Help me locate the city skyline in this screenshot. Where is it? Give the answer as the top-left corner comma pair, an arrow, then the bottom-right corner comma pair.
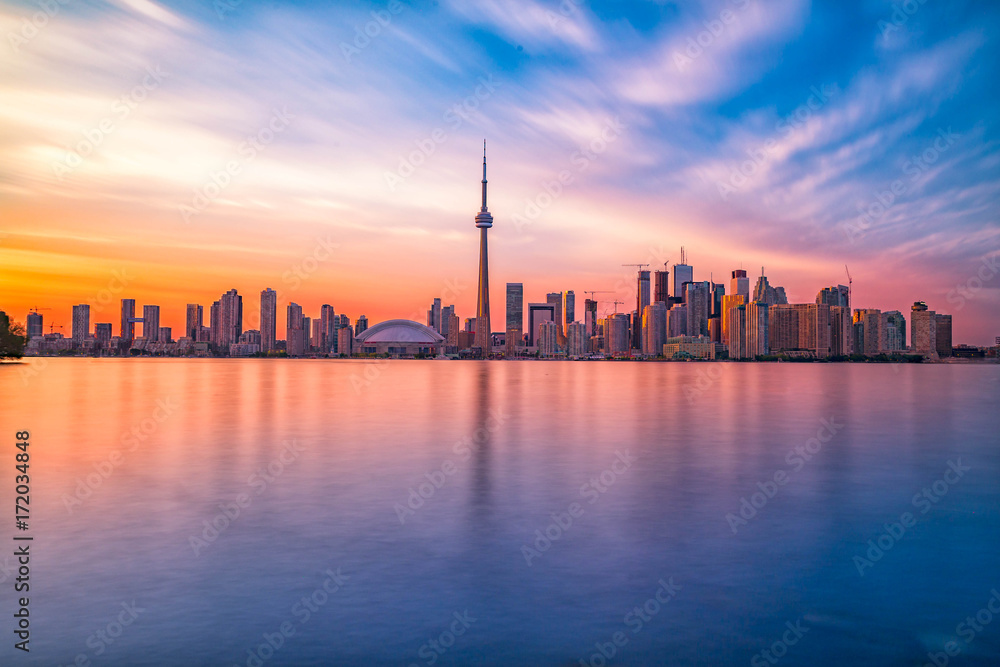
1,1 -> 998,345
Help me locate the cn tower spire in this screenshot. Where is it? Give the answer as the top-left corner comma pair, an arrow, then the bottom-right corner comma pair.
481,140 -> 490,212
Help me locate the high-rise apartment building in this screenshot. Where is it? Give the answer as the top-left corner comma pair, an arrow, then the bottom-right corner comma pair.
606,313 -> 630,355
356,315 -> 369,336
72,304 -> 90,344
94,322 -> 112,347
143,305 -> 160,342
911,302 -> 937,358
287,303 -> 304,337
727,302 -> 747,359
506,283 -> 523,354
642,302 -> 668,356
854,308 -> 881,356
185,304 -> 203,341
261,289 -> 277,353
219,289 -> 242,350
564,290 -> 575,327
567,321 -> 587,357
537,320 -> 558,357
747,302 -> 769,358
830,306 -> 853,356
884,311 -> 906,352
668,304 -> 688,338
721,294 -> 746,345
120,298 -> 135,343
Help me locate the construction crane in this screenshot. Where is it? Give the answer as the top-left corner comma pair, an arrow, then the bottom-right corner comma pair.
584,290 -> 614,301
610,300 -> 625,314
48,323 -> 63,334
622,263 -> 650,271
29,307 -> 50,314
844,265 -> 853,308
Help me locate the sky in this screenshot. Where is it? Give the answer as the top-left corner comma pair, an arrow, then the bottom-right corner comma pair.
1,0 -> 998,344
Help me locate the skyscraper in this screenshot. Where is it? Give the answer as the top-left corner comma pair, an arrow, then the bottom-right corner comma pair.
26,311 -> 42,339
747,302 -> 769,358
684,281 -> 711,337
527,302 -> 556,347
584,299 -> 598,340
219,289 -> 243,350
884,311 -> 906,352
209,301 -> 220,348
287,303 -> 304,337
654,270 -> 670,303
721,294 -> 745,345
356,315 -> 369,336
506,283 -> 523,355
606,313 -> 630,355
673,262 -> 693,302
537,320 -> 558,357
94,323 -> 112,347
320,304 -> 335,352
546,292 -> 564,337
911,302 -> 937,358
261,289 -> 277,353
185,304 -> 203,341
564,290 -> 575,327
727,303 -> 747,359
72,304 -> 90,344
935,313 -> 952,358
854,308 -> 882,356
120,298 -> 135,343
142,305 -> 160,342
429,298 -> 442,333
474,142 -> 493,359
642,302 -> 667,356
730,269 -> 749,301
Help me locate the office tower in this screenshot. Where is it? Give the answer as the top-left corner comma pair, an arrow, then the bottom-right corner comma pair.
830,306 -> 853,356
527,302 -> 556,347
159,327 -> 172,343
546,292 -> 564,338
142,305 -> 160,342
465,317 -> 476,333
721,294 -> 746,344
302,317 -> 311,349
654,270 -> 670,303
94,323 -> 112,347
684,281 -> 711,337
711,283 -> 726,318
747,302 -> 769,358
854,309 -> 881,356
219,289 -> 242,349
753,272 -> 788,306
356,315 -> 368,336
708,317 -> 721,344
935,314 -> 952,357
311,319 -> 322,349
537,320 -> 558,357
506,283 -> 523,355
817,286 -> 850,309
674,262 -> 693,300
209,301 -> 220,347
25,311 -> 42,339
320,304 -> 335,352
584,299 -> 598,339
564,290 -> 576,327
883,311 -> 906,352
567,321 -> 587,357
730,269 -> 749,301
668,304 -> 688,337
642,302 -> 668,356
185,304 -> 203,341
338,325 -> 354,356
853,319 -> 865,356
637,272 -> 650,316
287,303 -> 304,337
474,142 -> 493,359
727,303 -> 747,359
261,289 -> 277,353
120,298 -> 135,343
427,298 -> 442,333
911,302 -> 937,358
606,313 -> 630,355
440,306 -> 453,340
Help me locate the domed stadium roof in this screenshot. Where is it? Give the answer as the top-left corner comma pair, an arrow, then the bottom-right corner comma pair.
355,319 -> 445,344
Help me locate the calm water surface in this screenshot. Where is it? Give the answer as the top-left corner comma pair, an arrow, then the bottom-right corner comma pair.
1,359 -> 999,666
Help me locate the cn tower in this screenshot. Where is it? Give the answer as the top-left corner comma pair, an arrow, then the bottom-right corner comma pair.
474,141 -> 493,358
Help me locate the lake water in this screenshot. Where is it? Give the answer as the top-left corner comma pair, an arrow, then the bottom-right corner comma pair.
2,358 -> 999,666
